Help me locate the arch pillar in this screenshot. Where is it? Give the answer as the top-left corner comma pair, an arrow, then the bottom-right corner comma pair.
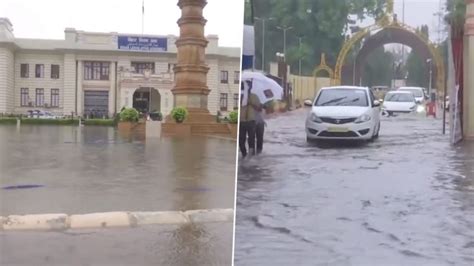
464,0 -> 474,139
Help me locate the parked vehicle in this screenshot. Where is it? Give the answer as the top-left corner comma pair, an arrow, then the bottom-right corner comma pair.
305,86 -> 381,142
382,91 -> 417,115
27,110 -> 61,119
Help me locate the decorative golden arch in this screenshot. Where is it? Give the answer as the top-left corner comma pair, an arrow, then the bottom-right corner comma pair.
334,3 -> 445,94
313,53 -> 335,87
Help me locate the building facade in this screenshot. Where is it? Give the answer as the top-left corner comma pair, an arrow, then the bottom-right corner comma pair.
0,18 -> 240,118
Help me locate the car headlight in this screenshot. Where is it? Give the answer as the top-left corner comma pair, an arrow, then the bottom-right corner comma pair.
310,113 -> 323,123
355,114 -> 371,123
416,105 -> 425,112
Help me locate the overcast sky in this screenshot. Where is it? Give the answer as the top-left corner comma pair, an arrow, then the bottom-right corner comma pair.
362,0 -> 447,42
0,0 -> 244,47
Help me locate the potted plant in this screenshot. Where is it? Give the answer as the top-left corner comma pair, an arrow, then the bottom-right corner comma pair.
118,107 -> 139,131
171,107 -> 188,123
227,110 -> 238,138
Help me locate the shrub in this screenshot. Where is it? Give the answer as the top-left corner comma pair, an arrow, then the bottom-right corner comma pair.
119,108 -> 139,122
229,111 -> 238,124
20,118 -> 79,125
171,107 -> 188,123
0,117 -> 17,124
83,119 -> 115,126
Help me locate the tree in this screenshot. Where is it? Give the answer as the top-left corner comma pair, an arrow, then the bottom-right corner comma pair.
248,0 -> 386,75
405,25 -> 430,88
362,47 -> 395,87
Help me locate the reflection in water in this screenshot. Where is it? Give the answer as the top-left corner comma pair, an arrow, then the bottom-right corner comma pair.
170,137 -> 207,211
0,125 -> 235,215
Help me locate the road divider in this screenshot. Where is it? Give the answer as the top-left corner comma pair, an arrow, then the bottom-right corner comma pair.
0,208 -> 233,231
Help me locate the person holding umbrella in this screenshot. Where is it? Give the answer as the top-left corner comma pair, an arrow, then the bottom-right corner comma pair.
254,101 -> 273,154
239,80 -> 262,158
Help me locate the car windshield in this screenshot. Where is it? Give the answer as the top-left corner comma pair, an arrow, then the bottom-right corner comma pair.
399,89 -> 423,97
315,89 -> 368,107
385,93 -> 414,102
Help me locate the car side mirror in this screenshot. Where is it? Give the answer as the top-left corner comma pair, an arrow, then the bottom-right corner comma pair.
303,100 -> 313,107
373,100 -> 381,107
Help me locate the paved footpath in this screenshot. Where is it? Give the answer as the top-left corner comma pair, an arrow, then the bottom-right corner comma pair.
1,209 -> 234,266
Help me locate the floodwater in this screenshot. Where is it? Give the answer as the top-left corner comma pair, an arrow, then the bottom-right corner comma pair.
0,125 -> 236,215
235,109 -> 474,266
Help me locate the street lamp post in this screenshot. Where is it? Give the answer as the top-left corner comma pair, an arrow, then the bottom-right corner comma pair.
298,36 -> 303,76
255,17 -> 273,72
426,59 -> 432,95
276,25 -> 292,60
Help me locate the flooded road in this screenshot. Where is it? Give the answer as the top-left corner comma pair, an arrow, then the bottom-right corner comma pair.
234,109 -> 474,265
1,222 -> 233,266
0,125 -> 236,215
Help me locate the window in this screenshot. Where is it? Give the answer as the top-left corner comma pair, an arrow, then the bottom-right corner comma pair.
51,89 -> 60,107
51,65 -> 60,79
220,93 -> 228,111
20,64 -> 29,78
20,88 -> 29,106
234,71 -> 240,84
35,64 -> 44,78
220,71 -> 228,83
35,88 -> 44,106
84,61 -> 110,80
167,63 -> 177,72
131,62 -> 155,74
233,93 -> 239,110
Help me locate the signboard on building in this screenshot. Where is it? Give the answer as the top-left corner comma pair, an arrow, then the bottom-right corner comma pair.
117,36 -> 167,52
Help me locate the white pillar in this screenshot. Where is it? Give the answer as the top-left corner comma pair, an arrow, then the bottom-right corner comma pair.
109,62 -> 116,117
464,0 -> 474,139
76,60 -> 83,116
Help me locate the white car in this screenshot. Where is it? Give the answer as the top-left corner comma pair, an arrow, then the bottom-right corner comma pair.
398,86 -> 426,104
382,91 -> 417,114
305,86 -> 381,142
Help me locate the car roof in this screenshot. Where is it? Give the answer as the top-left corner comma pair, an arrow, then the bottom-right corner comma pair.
398,87 -> 424,90
320,86 -> 369,91
387,91 -> 413,94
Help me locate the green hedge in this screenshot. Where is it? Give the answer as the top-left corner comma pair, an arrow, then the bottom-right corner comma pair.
83,119 -> 115,126
20,118 -> 79,125
0,117 -> 17,124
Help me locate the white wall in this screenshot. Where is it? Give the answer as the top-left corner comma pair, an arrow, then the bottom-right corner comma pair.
0,47 -> 14,114
14,53 -> 64,114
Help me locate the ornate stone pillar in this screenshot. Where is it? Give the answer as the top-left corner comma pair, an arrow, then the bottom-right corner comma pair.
172,0 -> 210,114
464,0 -> 474,139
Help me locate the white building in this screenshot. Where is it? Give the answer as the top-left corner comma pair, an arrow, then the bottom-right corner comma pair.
0,18 -> 240,118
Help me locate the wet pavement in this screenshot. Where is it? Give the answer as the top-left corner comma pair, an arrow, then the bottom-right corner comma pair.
0,125 -> 236,215
0,222 -> 233,266
234,109 -> 474,266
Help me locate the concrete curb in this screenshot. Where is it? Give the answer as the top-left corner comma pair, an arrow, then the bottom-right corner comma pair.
0,208 -> 233,231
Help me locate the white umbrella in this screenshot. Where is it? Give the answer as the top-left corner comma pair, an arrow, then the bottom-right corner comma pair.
241,71 -> 284,104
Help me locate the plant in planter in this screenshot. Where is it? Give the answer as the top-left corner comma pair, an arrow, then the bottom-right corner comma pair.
119,108 -> 139,122
171,107 -> 188,123
228,111 -> 238,124
227,110 -> 238,138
